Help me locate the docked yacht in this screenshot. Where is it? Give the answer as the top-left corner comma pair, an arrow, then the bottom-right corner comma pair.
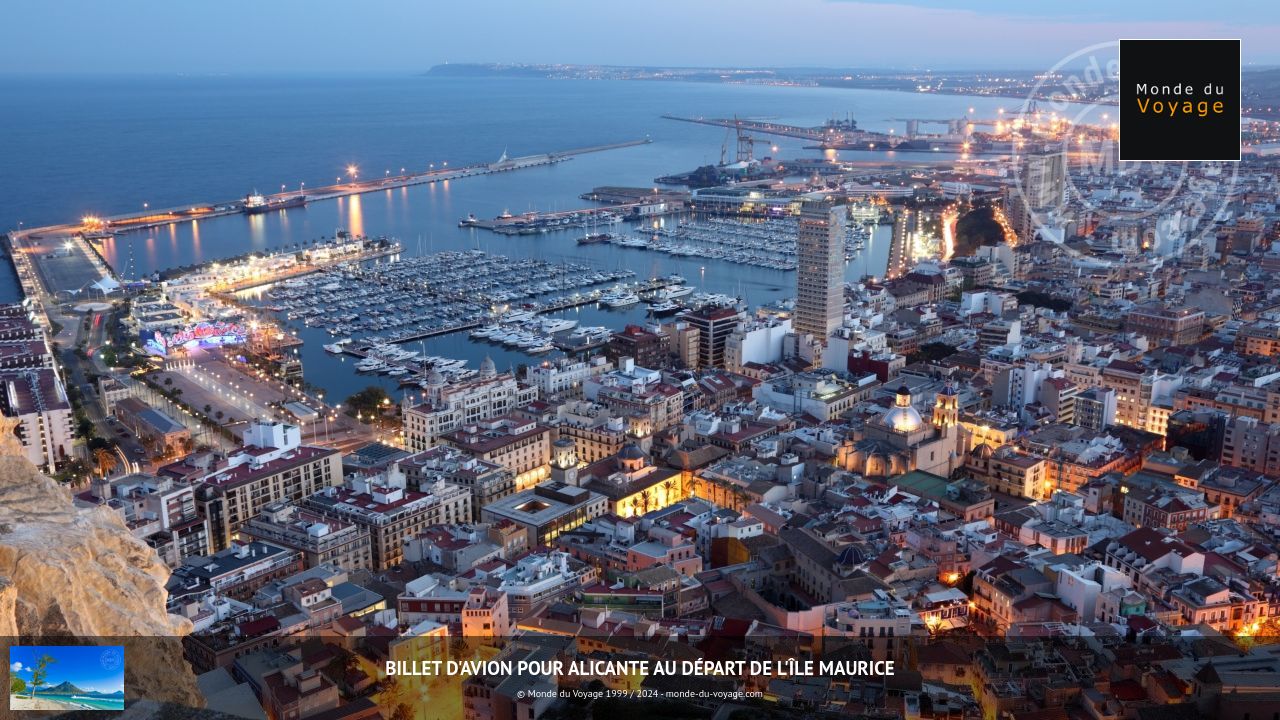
648,300 -> 681,316
651,285 -> 694,301
539,317 -> 578,333
602,292 -> 640,308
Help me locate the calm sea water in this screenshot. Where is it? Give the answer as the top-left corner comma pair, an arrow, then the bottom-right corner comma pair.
0,74 -> 1081,399
29,693 -> 125,711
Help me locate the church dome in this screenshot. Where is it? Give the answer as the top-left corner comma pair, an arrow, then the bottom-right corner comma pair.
480,355 -> 497,378
619,443 -> 647,460
881,405 -> 923,432
837,545 -> 866,566
427,368 -> 445,386
882,387 -> 924,433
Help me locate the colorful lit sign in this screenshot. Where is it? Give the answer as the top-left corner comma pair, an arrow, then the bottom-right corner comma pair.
143,321 -> 247,356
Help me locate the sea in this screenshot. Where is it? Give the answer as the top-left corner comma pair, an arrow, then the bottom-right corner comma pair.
0,74 -> 1090,400
28,693 -> 126,711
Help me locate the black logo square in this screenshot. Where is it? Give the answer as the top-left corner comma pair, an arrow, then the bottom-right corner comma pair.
1120,39 -> 1240,161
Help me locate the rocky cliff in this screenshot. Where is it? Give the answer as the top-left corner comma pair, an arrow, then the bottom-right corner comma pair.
0,416 -> 203,709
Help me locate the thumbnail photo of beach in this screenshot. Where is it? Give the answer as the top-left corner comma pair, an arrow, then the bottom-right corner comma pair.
8,645 -> 125,712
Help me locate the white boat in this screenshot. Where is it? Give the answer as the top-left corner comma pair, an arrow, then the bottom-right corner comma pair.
568,325 -> 607,342
648,300 -> 681,315
652,285 -> 694,300
539,317 -> 578,333
323,343 -> 346,354
602,292 -> 640,308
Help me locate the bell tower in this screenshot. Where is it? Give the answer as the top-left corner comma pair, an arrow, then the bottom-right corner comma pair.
550,437 -> 579,486
933,382 -> 959,431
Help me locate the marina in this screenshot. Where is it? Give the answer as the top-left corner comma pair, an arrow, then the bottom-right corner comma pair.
599,212 -> 880,270
257,249 -> 640,344
249,247 -> 705,375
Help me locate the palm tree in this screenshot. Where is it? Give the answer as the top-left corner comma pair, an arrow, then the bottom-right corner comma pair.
664,479 -> 679,505
93,447 -> 118,478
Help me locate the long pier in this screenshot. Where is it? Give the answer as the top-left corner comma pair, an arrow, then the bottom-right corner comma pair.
466,200 -> 684,235
660,114 -> 905,150
7,138 -> 654,302
661,115 -> 836,143
93,138 -> 656,236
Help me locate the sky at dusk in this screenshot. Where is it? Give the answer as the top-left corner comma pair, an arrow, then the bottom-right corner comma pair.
2,1 -> 1278,75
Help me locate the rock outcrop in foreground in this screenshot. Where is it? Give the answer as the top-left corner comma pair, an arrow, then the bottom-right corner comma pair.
0,416 -> 203,709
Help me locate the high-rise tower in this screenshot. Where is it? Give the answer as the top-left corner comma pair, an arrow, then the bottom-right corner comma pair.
795,200 -> 845,341
1005,150 -> 1066,243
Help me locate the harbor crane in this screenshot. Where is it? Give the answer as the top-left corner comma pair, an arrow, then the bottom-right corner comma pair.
718,116 -> 755,166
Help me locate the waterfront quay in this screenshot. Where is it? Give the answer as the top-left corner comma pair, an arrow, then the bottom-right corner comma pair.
463,198 -> 684,235
205,239 -> 403,294
84,138 -> 655,236
157,351 -> 375,453
6,138 -> 653,305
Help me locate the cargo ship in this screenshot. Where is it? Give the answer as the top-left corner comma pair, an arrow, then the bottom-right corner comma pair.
243,192 -> 307,214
